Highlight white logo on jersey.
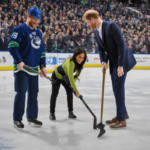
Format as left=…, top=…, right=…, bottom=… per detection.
left=31, top=36, right=41, bottom=49
left=12, top=32, right=18, bottom=39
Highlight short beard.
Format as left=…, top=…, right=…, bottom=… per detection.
left=28, top=20, right=37, bottom=29
left=91, top=22, right=97, bottom=30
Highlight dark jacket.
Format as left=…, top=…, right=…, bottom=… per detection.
left=94, top=21, right=136, bottom=74
left=68, top=44, right=75, bottom=53
left=80, top=41, right=86, bottom=49
left=70, top=35, right=76, bottom=42
left=57, top=39, right=64, bottom=49
left=63, top=35, right=70, bottom=44
left=47, top=38, right=55, bottom=52
left=0, top=37, right=8, bottom=50
left=147, top=41, right=150, bottom=54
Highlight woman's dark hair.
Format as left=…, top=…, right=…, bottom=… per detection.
left=70, top=48, right=87, bottom=79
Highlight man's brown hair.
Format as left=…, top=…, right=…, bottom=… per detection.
left=82, top=10, right=99, bottom=21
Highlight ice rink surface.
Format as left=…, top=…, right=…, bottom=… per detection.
left=0, top=68, right=150, bottom=150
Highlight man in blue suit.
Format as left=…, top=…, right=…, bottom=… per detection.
left=83, top=10, right=136, bottom=128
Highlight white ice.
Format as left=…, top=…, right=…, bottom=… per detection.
left=0, top=68, right=150, bottom=150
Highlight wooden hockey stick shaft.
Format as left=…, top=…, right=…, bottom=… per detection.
left=23, top=65, right=55, bottom=82
left=101, top=68, right=106, bottom=122
left=24, top=65, right=40, bottom=74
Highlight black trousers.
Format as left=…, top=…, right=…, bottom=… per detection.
left=50, top=71, right=73, bottom=113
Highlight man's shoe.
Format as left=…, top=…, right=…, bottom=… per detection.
left=106, top=116, right=118, bottom=124
left=69, top=112, right=77, bottom=119
left=49, top=113, right=56, bottom=121
left=14, top=121, right=24, bottom=129
left=106, top=114, right=129, bottom=124
left=27, top=119, right=42, bottom=126
left=110, top=120, right=126, bottom=128
left=125, top=114, right=129, bottom=119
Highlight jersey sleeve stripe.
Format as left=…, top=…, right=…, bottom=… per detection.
left=14, top=64, right=38, bottom=74
left=8, top=40, right=19, bottom=46
left=8, top=44, right=19, bottom=48
left=41, top=53, right=46, bottom=57
left=8, top=41, right=19, bottom=48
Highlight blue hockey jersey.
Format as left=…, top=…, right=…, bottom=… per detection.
left=8, top=23, right=46, bottom=76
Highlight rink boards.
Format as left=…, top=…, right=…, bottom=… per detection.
left=0, top=52, right=150, bottom=72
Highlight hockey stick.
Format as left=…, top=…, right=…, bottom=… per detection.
left=97, top=68, right=106, bottom=137
left=70, top=86, right=97, bottom=129
left=24, top=65, right=97, bottom=129
left=23, top=65, right=53, bottom=82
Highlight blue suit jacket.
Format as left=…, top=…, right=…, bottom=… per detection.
left=94, top=21, right=136, bottom=73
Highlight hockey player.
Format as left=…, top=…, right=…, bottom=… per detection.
left=8, top=7, right=47, bottom=129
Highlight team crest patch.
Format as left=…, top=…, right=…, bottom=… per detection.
left=31, top=36, right=41, bottom=49
left=12, top=32, right=18, bottom=39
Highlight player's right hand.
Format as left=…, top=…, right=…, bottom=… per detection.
left=102, top=62, right=107, bottom=73
left=17, top=62, right=25, bottom=71
left=76, top=92, right=81, bottom=98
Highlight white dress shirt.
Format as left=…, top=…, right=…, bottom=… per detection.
left=97, top=20, right=105, bottom=64
left=97, top=20, right=103, bottom=40
left=1, top=37, right=4, bottom=43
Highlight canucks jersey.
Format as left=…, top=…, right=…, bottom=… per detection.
left=8, top=23, right=46, bottom=76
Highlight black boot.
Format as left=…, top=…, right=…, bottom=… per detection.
left=69, top=112, right=77, bottom=119
left=49, top=113, right=56, bottom=120
left=27, top=119, right=42, bottom=126
left=14, top=121, right=24, bottom=129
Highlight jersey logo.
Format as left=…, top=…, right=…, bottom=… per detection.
left=31, top=36, right=41, bottom=49
left=12, top=32, right=18, bottom=39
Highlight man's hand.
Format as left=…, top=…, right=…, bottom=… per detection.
left=117, top=67, right=124, bottom=77
left=76, top=92, right=81, bottom=98
left=17, top=62, right=25, bottom=70
left=102, top=62, right=107, bottom=73
left=40, top=67, right=47, bottom=78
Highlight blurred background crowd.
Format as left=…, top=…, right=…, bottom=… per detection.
left=0, top=0, right=150, bottom=54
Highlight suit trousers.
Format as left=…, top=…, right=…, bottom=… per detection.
left=111, top=66, right=127, bottom=121
left=50, top=71, right=73, bottom=113
left=13, top=71, right=39, bottom=121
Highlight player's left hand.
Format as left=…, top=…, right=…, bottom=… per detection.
left=40, top=67, right=47, bottom=78
left=117, top=67, right=124, bottom=77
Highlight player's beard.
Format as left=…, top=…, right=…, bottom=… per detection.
left=90, top=22, right=97, bottom=30
left=29, top=20, right=38, bottom=29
